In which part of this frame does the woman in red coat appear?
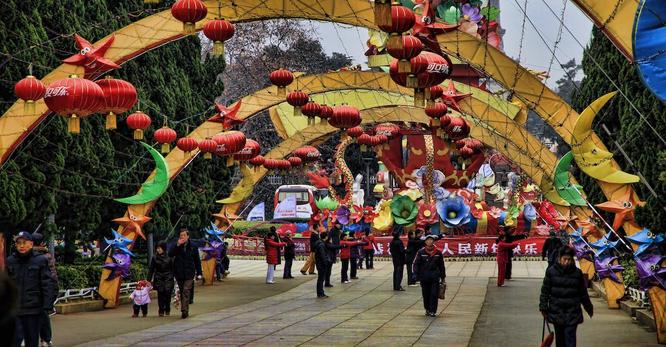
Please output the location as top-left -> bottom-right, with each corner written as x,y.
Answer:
362,229 -> 377,269
496,234 -> 519,287
340,232 -> 365,283
265,227 -> 286,284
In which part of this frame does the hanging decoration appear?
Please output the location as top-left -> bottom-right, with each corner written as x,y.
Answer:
43,75 -> 105,134
198,138 -> 218,160
635,253 -> 666,290
389,52 -> 452,105
213,130 -> 247,166
387,34 -> 423,73
154,126 -> 177,154
202,18 -> 235,57
627,228 -> 666,257
112,210 -> 151,240
114,142 -> 170,205
425,102 -> 447,128
595,187 -> 645,232
249,154 -> 265,168
269,69 -> 294,97
288,156 -> 303,168
176,137 -> 199,156
301,100 -> 322,125
294,146 -> 321,163
441,81 -> 473,112
171,0 -> 208,35
95,76 -> 138,130
329,105 -> 361,130
104,230 -> 134,256
62,34 -> 119,77
553,151 -> 587,206
14,75 -> 46,114
209,101 -> 244,129
286,90 -> 309,117
126,111 -> 152,140
347,126 -> 364,138
319,104 -> 334,124
233,139 -> 260,161
594,256 -> 625,283
444,116 -> 470,140
377,3 -> 415,51
374,123 -> 401,139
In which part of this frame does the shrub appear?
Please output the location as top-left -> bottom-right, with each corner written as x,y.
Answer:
55,259 -> 149,289
232,221 -> 283,238
620,256 -> 638,289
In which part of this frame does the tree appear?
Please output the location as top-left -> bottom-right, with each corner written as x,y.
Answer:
555,58 -> 582,104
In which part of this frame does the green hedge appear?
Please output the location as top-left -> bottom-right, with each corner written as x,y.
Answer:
620,257 -> 638,289
231,221 -> 283,238
56,260 -> 149,290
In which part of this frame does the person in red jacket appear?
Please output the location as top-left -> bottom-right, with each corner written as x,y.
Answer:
264,227 -> 286,284
339,232 -> 365,283
496,234 -> 519,287
362,229 -> 377,269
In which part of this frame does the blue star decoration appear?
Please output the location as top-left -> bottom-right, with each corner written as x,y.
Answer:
104,229 -> 134,256
627,228 -> 666,257
570,228 -> 585,244
204,222 -> 225,242
589,233 -> 620,257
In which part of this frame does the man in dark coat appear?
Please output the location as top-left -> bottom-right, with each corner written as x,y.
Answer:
412,234 -> 446,317
149,241 -> 174,316
542,230 -> 563,268
6,231 -> 57,347
540,246 -> 593,347
31,233 -> 57,347
389,230 -> 406,291
324,232 -> 343,287
312,233 -> 330,298
282,231 -> 296,279
168,229 -> 202,319
503,227 -> 527,280
406,229 -> 423,286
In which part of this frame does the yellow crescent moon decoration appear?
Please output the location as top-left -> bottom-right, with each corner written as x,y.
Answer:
571,92 -> 640,184
216,163 -> 255,204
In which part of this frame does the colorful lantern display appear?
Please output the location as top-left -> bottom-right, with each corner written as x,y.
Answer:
445,117 -> 470,141
154,126 -> 177,154
198,138 -> 217,160
389,52 -> 453,105
233,139 -> 260,161
387,35 -> 423,73
43,75 -> 105,134
301,101 -> 321,125
329,105 -> 361,130
286,90 -> 309,117
358,133 -> 372,151
374,123 -> 401,138
249,154 -> 265,167
176,137 -> 198,155
269,69 -> 294,97
293,146 -> 321,162
378,4 -> 416,51
347,126 -> 364,138
425,102 -> 447,127
126,111 -> 152,140
95,76 -> 138,130
202,19 -> 235,57
213,130 -> 247,158
319,104 -> 334,124
171,0 -> 208,34
288,156 -> 303,167
14,75 -> 46,114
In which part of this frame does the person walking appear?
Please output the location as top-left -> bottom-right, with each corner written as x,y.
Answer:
412,234 -> 445,317
129,279 -> 152,317
323,232 -> 343,287
389,231 -> 406,291
496,234 -> 520,287
283,231 -> 295,279
503,227 -> 527,280
339,232 -> 364,283
264,227 -> 286,284
300,224 -> 319,275
168,229 -> 202,319
149,241 -> 174,316
6,231 -> 57,347
406,230 -> 420,286
313,233 -> 331,298
349,233 -> 366,280
542,230 -> 563,268
363,229 -> 377,269
539,246 -> 593,347
31,233 -> 57,347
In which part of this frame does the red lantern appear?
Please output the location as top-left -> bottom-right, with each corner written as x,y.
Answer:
126,111 -> 152,140
198,138 -> 217,160
378,5 -> 415,34
202,19 -> 235,57
213,130 -> 247,156
358,133 -> 372,151
439,114 -> 452,128
425,102 -> 447,127
329,105 -> 361,130
269,69 -> 294,97
369,135 -> 383,147
446,117 -> 470,140
14,75 -> 46,114
171,0 -> 208,34
263,158 -> 279,170
459,146 -> 475,158
44,75 -> 105,134
389,52 -> 452,105
319,104 -> 334,124
154,126 -> 178,153
95,76 -> 137,130
347,126 -> 364,138
429,85 -> 444,101
276,159 -> 291,171
233,139 -> 261,161
288,156 -> 303,167
374,123 -> 401,138
386,35 -> 423,73
376,134 -> 389,144
294,146 -> 321,162
249,154 -> 265,167
301,101 -> 321,125
286,90 -> 309,117
177,137 -> 199,155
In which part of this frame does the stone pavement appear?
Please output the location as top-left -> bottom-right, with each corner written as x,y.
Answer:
66,259 -> 657,346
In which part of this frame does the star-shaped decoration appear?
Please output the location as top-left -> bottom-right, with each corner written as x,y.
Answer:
595,187 -> 645,232
577,218 -> 602,239
104,229 -> 134,256
112,210 -> 151,240
212,206 -> 239,227
208,101 -> 244,129
572,240 -> 594,262
627,228 -> 666,257
204,222 -> 226,242
589,233 -> 620,257
441,80 -> 472,112
62,34 -> 120,76
594,255 -> 624,283
635,252 -> 666,290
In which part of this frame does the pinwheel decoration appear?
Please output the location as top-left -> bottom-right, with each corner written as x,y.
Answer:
202,241 -> 223,261
436,195 -> 471,228
626,228 -> 666,257
570,228 -> 586,244
391,195 -> 418,226
594,255 -> 624,283
335,206 -> 351,225
103,253 -> 131,280
417,202 -> 439,227
635,253 -> 666,290
204,222 -> 225,242
104,229 -> 134,256
589,233 -> 620,257
572,241 -> 594,262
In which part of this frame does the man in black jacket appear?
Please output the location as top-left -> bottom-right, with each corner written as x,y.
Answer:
389,230 -> 406,291
412,234 -> 446,317
323,231 -> 343,288
168,229 -> 202,319
282,231 -> 296,279
6,231 -> 57,347
503,227 -> 527,280
313,233 -> 330,298
539,246 -> 593,347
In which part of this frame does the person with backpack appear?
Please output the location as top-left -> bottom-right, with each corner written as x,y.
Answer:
539,246 -> 593,347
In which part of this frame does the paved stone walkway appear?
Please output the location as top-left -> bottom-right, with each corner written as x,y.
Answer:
77,260 -> 547,346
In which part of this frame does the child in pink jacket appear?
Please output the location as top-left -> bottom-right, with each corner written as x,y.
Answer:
130,279 -> 152,317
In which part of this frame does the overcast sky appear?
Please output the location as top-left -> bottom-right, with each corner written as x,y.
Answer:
310,1 -> 593,89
